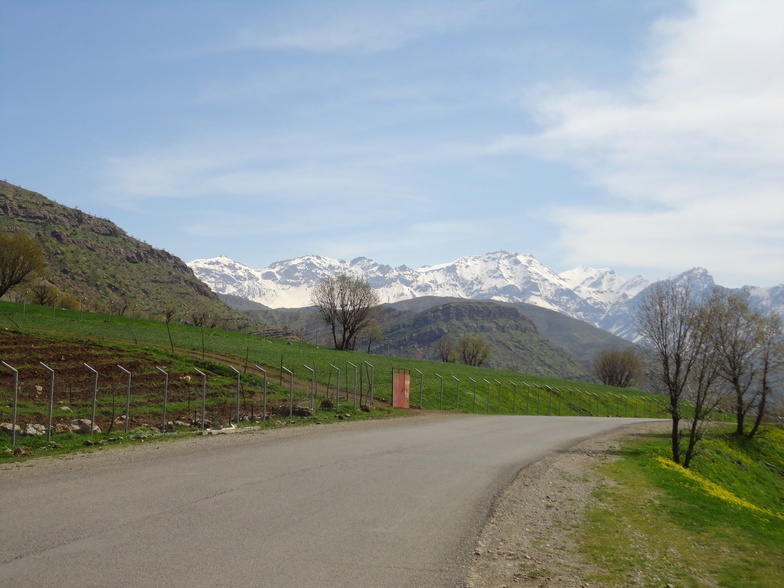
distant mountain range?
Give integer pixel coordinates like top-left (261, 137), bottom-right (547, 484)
top-left (188, 251), bottom-right (784, 341)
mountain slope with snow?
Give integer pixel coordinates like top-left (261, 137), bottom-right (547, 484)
top-left (188, 251), bottom-right (782, 341)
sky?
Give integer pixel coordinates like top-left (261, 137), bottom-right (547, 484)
top-left (2, 0), bottom-right (783, 288)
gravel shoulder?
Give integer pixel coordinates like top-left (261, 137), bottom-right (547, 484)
top-left (466, 420), bottom-right (671, 588)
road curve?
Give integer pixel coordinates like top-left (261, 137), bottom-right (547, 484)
top-left (0, 415), bottom-right (646, 587)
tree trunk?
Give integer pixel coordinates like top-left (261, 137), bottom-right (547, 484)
top-left (748, 386), bottom-right (767, 440)
top-left (682, 419), bottom-right (701, 468)
top-left (671, 415), bottom-right (681, 465)
top-left (735, 401), bottom-right (745, 436)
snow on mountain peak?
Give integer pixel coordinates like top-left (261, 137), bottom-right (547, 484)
top-left (189, 250), bottom-right (637, 312)
top-left (187, 253), bottom-right (782, 339)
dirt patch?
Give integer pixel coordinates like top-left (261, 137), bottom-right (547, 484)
top-left (466, 420), bottom-right (670, 588)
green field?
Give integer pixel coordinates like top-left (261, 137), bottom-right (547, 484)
top-left (0, 299), bottom-right (720, 459)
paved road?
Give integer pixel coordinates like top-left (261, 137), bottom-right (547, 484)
top-left (0, 415), bottom-right (645, 587)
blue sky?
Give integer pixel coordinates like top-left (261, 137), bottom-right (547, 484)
top-left (3, 0), bottom-right (782, 287)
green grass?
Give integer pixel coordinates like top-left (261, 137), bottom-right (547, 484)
top-left (0, 300), bottom-right (672, 415)
top-left (0, 299), bottom-right (726, 462)
top-left (581, 425), bottom-right (784, 587)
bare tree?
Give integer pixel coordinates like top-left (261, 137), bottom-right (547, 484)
top-left (434, 334), bottom-right (457, 362)
top-left (164, 307), bottom-right (177, 353)
top-left (0, 231), bottom-right (46, 298)
top-left (360, 320), bottom-right (384, 353)
top-left (29, 281), bottom-right (58, 307)
top-left (634, 280), bottom-right (721, 467)
top-left (704, 289), bottom-right (765, 436)
top-left (457, 335), bottom-right (491, 367)
top-left (311, 274), bottom-right (380, 351)
top-left (680, 304), bottom-right (725, 467)
top-left (748, 312), bottom-right (784, 439)
top-left (191, 311), bottom-right (210, 359)
top-left (594, 348), bottom-right (641, 387)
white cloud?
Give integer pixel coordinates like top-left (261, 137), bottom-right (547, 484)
top-left (517, 0), bottom-right (784, 286)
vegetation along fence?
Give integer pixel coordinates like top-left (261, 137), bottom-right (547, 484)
top-left (1, 300), bottom-right (722, 448)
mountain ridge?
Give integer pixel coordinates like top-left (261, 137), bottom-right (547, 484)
top-left (189, 252), bottom-right (784, 341)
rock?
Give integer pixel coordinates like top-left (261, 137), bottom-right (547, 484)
top-left (0, 423), bottom-right (22, 435)
top-left (24, 423), bottom-right (47, 436)
top-left (54, 423), bottom-right (70, 434)
top-left (69, 419), bottom-right (101, 434)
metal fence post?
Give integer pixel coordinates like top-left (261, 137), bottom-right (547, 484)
top-left (40, 362), bottom-right (55, 442)
top-left (346, 361), bottom-right (358, 408)
top-left (1, 362), bottom-right (18, 445)
top-left (363, 361), bottom-right (374, 406)
top-left (330, 364), bottom-right (340, 412)
top-left (84, 363), bottom-right (99, 434)
top-left (414, 368), bottom-right (424, 409)
top-left (304, 364), bottom-right (315, 410)
top-left (194, 368), bottom-right (207, 430)
top-left (452, 375), bottom-right (460, 410)
top-left (156, 367), bottom-right (169, 432)
top-left (545, 385), bottom-right (553, 415)
top-left (118, 365), bottom-right (131, 433)
top-left (229, 365), bottom-right (241, 426)
top-left (435, 373), bottom-right (443, 410)
top-left (509, 381), bottom-right (517, 415)
top-left (254, 365), bottom-right (267, 422)
top-left (282, 366), bottom-right (294, 418)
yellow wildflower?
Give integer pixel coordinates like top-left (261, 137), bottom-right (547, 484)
top-left (655, 456), bottom-right (784, 521)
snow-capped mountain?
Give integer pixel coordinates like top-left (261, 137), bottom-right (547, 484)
top-left (188, 251), bottom-right (783, 341)
top-left (188, 251), bottom-right (642, 311)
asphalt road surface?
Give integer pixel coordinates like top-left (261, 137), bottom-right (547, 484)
top-left (0, 414), bottom-right (646, 587)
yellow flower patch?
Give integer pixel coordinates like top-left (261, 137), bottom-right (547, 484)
top-left (655, 456), bottom-right (784, 521)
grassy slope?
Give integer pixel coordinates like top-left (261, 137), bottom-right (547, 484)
top-left (1, 299), bottom-right (679, 460)
top-left (230, 295), bottom-right (636, 380)
top-left (0, 299), bottom-right (665, 410)
top-left (582, 425), bottom-right (784, 587)
top-left (0, 180), bottom-right (230, 320)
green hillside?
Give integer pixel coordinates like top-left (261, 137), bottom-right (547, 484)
top-left (374, 299), bottom-right (590, 378)
top-left (582, 425), bottom-right (784, 586)
top-left (0, 181), bottom-right (230, 321)
top-left (226, 295), bottom-right (635, 380)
